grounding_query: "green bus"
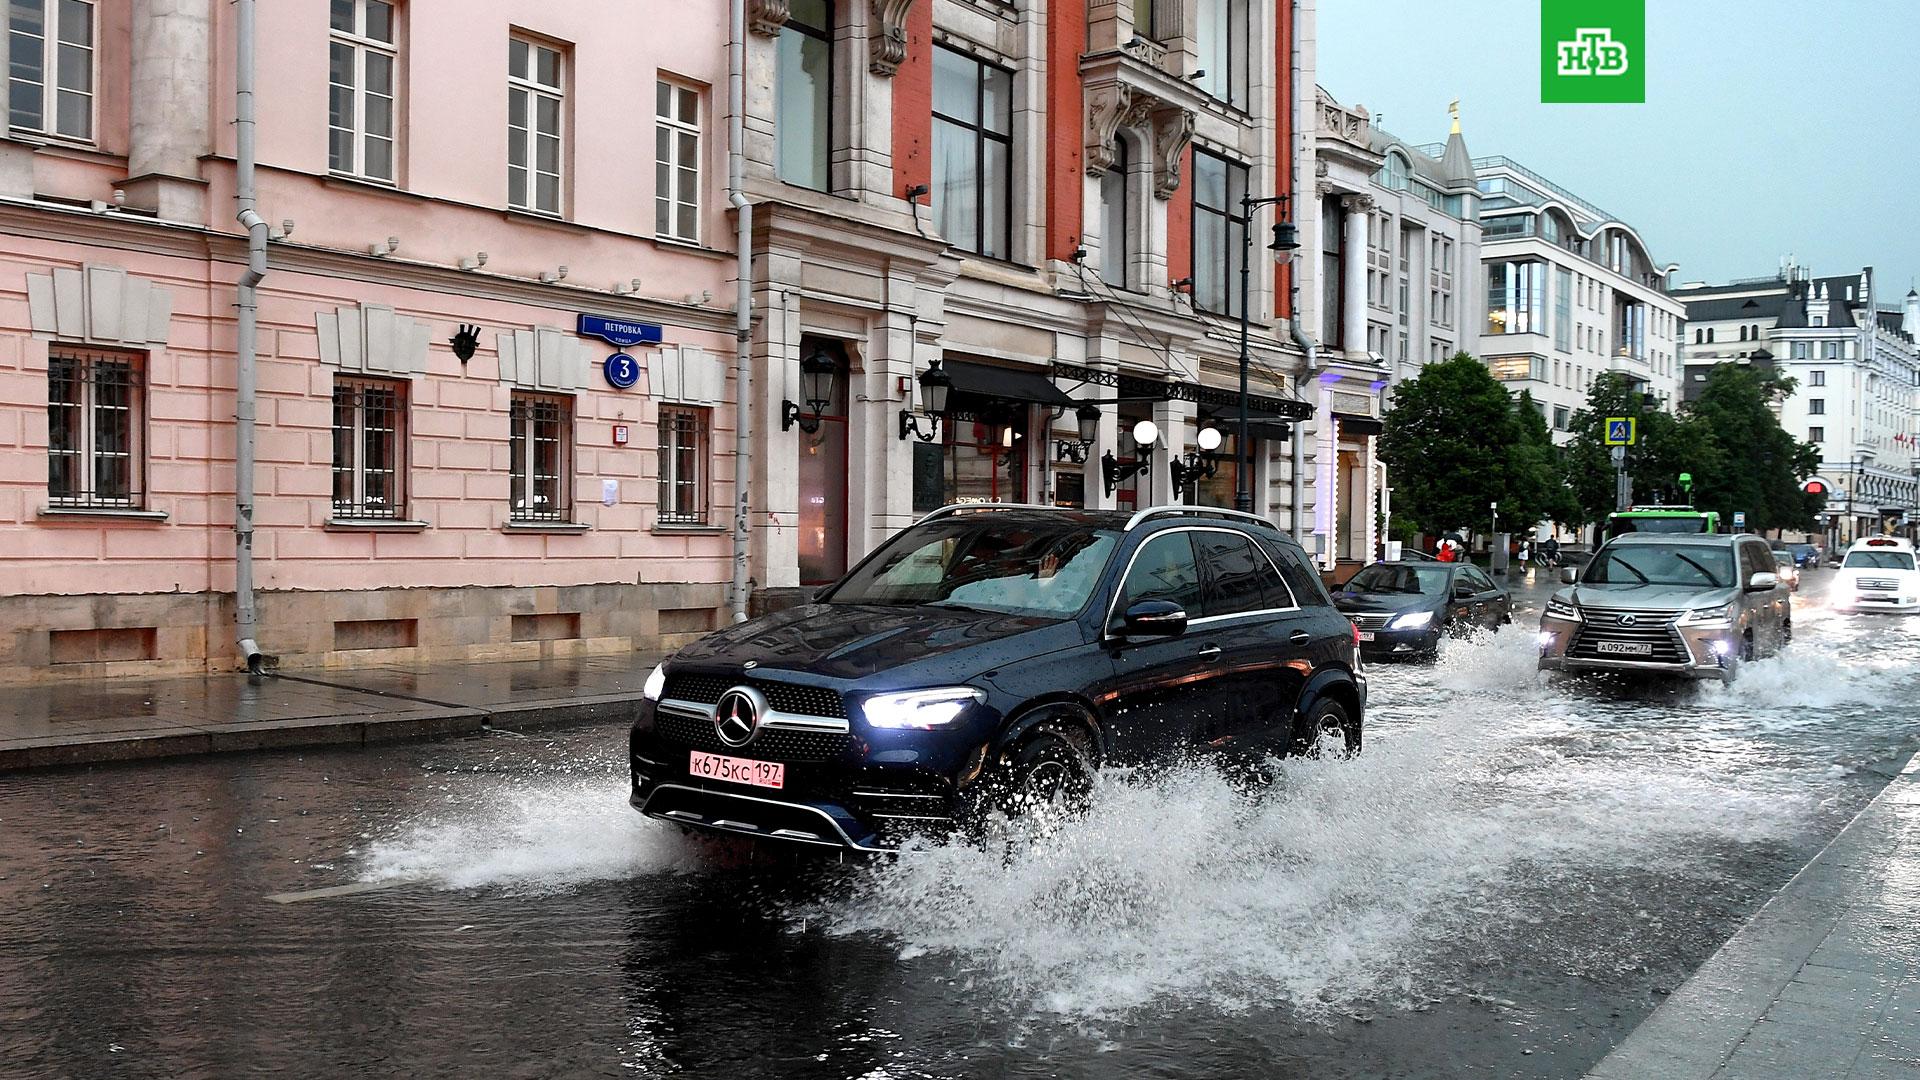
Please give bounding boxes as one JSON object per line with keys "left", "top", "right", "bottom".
{"left": 1604, "top": 506, "right": 1723, "bottom": 539}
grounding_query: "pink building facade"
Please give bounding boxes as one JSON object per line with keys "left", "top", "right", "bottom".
{"left": 0, "top": 0, "right": 738, "bottom": 681}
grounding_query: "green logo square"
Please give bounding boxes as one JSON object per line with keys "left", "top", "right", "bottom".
{"left": 1541, "top": 0, "right": 1645, "bottom": 103}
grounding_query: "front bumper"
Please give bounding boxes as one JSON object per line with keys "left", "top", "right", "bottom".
{"left": 628, "top": 698, "right": 984, "bottom": 852}
{"left": 1356, "top": 625, "right": 1441, "bottom": 658}
{"left": 1837, "top": 593, "right": 1920, "bottom": 612}
{"left": 1536, "top": 615, "right": 1741, "bottom": 680}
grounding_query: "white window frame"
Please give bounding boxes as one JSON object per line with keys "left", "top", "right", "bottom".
{"left": 7, "top": 0, "right": 94, "bottom": 142}
{"left": 328, "top": 0, "right": 400, "bottom": 183}
{"left": 508, "top": 36, "right": 566, "bottom": 216}
{"left": 657, "top": 405, "right": 710, "bottom": 525}
{"left": 509, "top": 391, "right": 574, "bottom": 522}
{"left": 331, "top": 376, "right": 408, "bottom": 520}
{"left": 654, "top": 78, "right": 702, "bottom": 244}
{"left": 47, "top": 346, "right": 144, "bottom": 509}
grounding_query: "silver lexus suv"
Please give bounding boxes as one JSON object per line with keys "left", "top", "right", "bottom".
{"left": 1538, "top": 534, "right": 1791, "bottom": 681}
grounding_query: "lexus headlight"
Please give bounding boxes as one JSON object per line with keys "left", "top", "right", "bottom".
{"left": 1681, "top": 603, "right": 1732, "bottom": 623}
{"left": 1544, "top": 597, "right": 1582, "bottom": 622}
{"left": 642, "top": 663, "right": 667, "bottom": 702}
{"left": 861, "top": 687, "right": 984, "bottom": 730}
{"left": 1389, "top": 610, "right": 1436, "bottom": 630}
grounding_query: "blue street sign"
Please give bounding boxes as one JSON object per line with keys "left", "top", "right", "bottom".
{"left": 603, "top": 352, "right": 641, "bottom": 390}
{"left": 1604, "top": 416, "right": 1637, "bottom": 446}
{"left": 577, "top": 314, "right": 663, "bottom": 348}
{"left": 1733, "top": 511, "right": 1747, "bottom": 529}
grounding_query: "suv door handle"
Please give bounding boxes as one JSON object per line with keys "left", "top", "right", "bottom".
{"left": 1288, "top": 629, "right": 1311, "bottom": 645}
{"left": 1197, "top": 645, "right": 1223, "bottom": 661}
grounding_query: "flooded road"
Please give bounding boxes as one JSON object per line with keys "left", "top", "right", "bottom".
{"left": 3, "top": 574, "right": 1917, "bottom": 1079}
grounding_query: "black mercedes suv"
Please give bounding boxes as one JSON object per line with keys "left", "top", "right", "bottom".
{"left": 628, "top": 505, "right": 1367, "bottom": 852}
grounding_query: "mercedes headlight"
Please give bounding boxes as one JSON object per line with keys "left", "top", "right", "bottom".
{"left": 642, "top": 663, "right": 667, "bottom": 702}
{"left": 1681, "top": 603, "right": 1732, "bottom": 624}
{"left": 1544, "top": 597, "right": 1582, "bottom": 622}
{"left": 861, "top": 687, "right": 984, "bottom": 730}
{"left": 1388, "top": 610, "right": 1436, "bottom": 630}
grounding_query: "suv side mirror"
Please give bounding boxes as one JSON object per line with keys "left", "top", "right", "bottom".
{"left": 1746, "top": 571, "right": 1779, "bottom": 592}
{"left": 1453, "top": 584, "right": 1475, "bottom": 600}
{"left": 811, "top": 586, "right": 832, "bottom": 602}
{"left": 1119, "top": 600, "right": 1188, "bottom": 637}
{"left": 1558, "top": 567, "right": 1579, "bottom": 585}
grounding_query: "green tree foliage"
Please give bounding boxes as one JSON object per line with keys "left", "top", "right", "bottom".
{"left": 1379, "top": 353, "right": 1566, "bottom": 535}
{"left": 1509, "top": 390, "right": 1578, "bottom": 528}
{"left": 1687, "top": 365, "right": 1824, "bottom": 531}
{"left": 1561, "top": 368, "right": 1821, "bottom": 531}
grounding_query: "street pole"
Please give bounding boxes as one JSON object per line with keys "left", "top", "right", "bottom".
{"left": 1612, "top": 444, "right": 1630, "bottom": 511}
{"left": 1236, "top": 196, "right": 1253, "bottom": 514}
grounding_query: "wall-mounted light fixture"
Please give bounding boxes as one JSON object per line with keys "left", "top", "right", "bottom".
{"left": 783, "top": 344, "right": 840, "bottom": 434}
{"left": 1054, "top": 404, "right": 1101, "bottom": 463}
{"left": 1102, "top": 419, "right": 1160, "bottom": 495}
{"left": 450, "top": 324, "right": 482, "bottom": 365}
{"left": 898, "top": 358, "right": 953, "bottom": 442}
{"left": 1170, "top": 425, "right": 1224, "bottom": 490}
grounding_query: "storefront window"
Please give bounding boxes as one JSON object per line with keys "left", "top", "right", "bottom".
{"left": 1192, "top": 431, "right": 1241, "bottom": 509}
{"left": 911, "top": 412, "right": 1030, "bottom": 509}
{"left": 796, "top": 338, "right": 848, "bottom": 584}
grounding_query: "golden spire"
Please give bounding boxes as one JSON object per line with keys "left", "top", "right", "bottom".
{"left": 1448, "top": 99, "right": 1461, "bottom": 135}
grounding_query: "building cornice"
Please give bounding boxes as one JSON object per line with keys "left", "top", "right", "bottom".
{"left": 0, "top": 198, "right": 738, "bottom": 335}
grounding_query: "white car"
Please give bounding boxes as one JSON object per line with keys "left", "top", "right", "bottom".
{"left": 1834, "top": 537, "right": 1920, "bottom": 613}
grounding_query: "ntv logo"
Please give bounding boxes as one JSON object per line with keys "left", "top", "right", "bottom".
{"left": 1556, "top": 28, "right": 1629, "bottom": 77}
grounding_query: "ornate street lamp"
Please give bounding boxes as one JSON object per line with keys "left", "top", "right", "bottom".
{"left": 1055, "top": 403, "right": 1102, "bottom": 464}
{"left": 1236, "top": 192, "right": 1299, "bottom": 512}
{"left": 1170, "top": 425, "right": 1224, "bottom": 492}
{"left": 783, "top": 344, "right": 839, "bottom": 433}
{"left": 898, "top": 358, "right": 954, "bottom": 442}
{"left": 1102, "top": 419, "right": 1160, "bottom": 496}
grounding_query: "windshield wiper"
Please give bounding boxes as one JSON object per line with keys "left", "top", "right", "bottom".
{"left": 1607, "top": 559, "right": 1651, "bottom": 585}
{"left": 1670, "top": 553, "right": 1722, "bottom": 587}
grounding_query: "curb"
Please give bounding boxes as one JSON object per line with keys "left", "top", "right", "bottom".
{"left": 1583, "top": 748, "right": 1920, "bottom": 1078}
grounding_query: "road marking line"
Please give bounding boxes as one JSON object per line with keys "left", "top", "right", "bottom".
{"left": 265, "top": 878, "right": 424, "bottom": 904}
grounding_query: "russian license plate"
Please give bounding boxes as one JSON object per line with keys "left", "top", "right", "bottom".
{"left": 1358, "top": 631, "right": 1376, "bottom": 642}
{"left": 689, "top": 750, "right": 785, "bottom": 789}
{"left": 1595, "top": 641, "right": 1653, "bottom": 656}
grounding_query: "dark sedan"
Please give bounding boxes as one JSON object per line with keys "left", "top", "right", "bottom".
{"left": 1332, "top": 561, "right": 1512, "bottom": 660}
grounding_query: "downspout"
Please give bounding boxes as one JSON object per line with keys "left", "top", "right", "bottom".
{"left": 233, "top": 0, "right": 267, "bottom": 670}
{"left": 727, "top": 0, "right": 754, "bottom": 623}
{"left": 1286, "top": 0, "right": 1310, "bottom": 544}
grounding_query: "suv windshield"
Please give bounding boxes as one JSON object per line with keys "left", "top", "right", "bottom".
{"left": 1845, "top": 550, "right": 1916, "bottom": 571}
{"left": 1345, "top": 564, "right": 1451, "bottom": 596}
{"left": 1584, "top": 544, "right": 1733, "bottom": 587}
{"left": 1607, "top": 514, "right": 1715, "bottom": 537}
{"left": 827, "top": 519, "right": 1119, "bottom": 618}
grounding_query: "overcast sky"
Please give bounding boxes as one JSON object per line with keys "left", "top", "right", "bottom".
{"left": 1316, "top": 0, "right": 1920, "bottom": 296}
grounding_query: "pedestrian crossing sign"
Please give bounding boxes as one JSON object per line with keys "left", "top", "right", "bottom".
{"left": 1604, "top": 417, "right": 1637, "bottom": 446}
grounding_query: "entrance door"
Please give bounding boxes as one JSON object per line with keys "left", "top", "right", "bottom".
{"left": 797, "top": 341, "right": 849, "bottom": 585}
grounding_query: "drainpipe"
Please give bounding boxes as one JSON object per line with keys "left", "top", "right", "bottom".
{"left": 233, "top": 0, "right": 267, "bottom": 670}
{"left": 727, "top": 0, "right": 754, "bottom": 623}
{"left": 1290, "top": 322, "right": 1314, "bottom": 544}
{"left": 1287, "top": 0, "right": 1309, "bottom": 543}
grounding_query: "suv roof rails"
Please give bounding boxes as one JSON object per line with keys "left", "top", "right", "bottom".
{"left": 1125, "top": 505, "right": 1282, "bottom": 533}
{"left": 913, "top": 503, "right": 1071, "bottom": 527}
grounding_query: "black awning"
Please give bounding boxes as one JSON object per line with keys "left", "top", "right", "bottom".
{"left": 1334, "top": 413, "right": 1385, "bottom": 436}
{"left": 1200, "top": 404, "right": 1296, "bottom": 442}
{"left": 943, "top": 360, "right": 1076, "bottom": 409}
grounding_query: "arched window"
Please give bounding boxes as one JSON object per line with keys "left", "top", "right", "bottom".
{"left": 1101, "top": 138, "right": 1130, "bottom": 288}
{"left": 1380, "top": 151, "right": 1410, "bottom": 191}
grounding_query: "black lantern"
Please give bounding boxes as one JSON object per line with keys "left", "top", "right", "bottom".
{"left": 783, "top": 344, "right": 838, "bottom": 432}
{"left": 1055, "top": 403, "right": 1101, "bottom": 464}
{"left": 1102, "top": 419, "right": 1160, "bottom": 496}
{"left": 1170, "top": 426, "right": 1224, "bottom": 491}
{"left": 899, "top": 359, "right": 953, "bottom": 442}
{"left": 1269, "top": 193, "right": 1299, "bottom": 253}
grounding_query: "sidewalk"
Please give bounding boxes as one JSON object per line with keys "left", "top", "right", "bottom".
{"left": 1586, "top": 751, "right": 1920, "bottom": 1080}
{"left": 0, "top": 653, "right": 662, "bottom": 770}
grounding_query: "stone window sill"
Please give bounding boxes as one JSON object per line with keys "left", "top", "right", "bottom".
{"left": 327, "top": 518, "right": 429, "bottom": 533}
{"left": 39, "top": 507, "right": 168, "bottom": 522}
{"left": 500, "top": 521, "right": 592, "bottom": 534}
{"left": 651, "top": 235, "right": 731, "bottom": 260}
{"left": 652, "top": 523, "right": 727, "bottom": 535}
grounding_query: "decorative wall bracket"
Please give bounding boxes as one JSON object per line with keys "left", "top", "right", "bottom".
{"left": 869, "top": 0, "right": 915, "bottom": 76}
{"left": 1148, "top": 104, "right": 1193, "bottom": 201}
{"left": 747, "top": 0, "right": 789, "bottom": 37}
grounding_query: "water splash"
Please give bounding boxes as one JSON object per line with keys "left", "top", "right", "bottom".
{"left": 358, "top": 770, "right": 700, "bottom": 891}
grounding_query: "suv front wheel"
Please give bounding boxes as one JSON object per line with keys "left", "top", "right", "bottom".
{"left": 1292, "top": 698, "right": 1361, "bottom": 758}
{"left": 962, "top": 727, "right": 1096, "bottom": 829}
